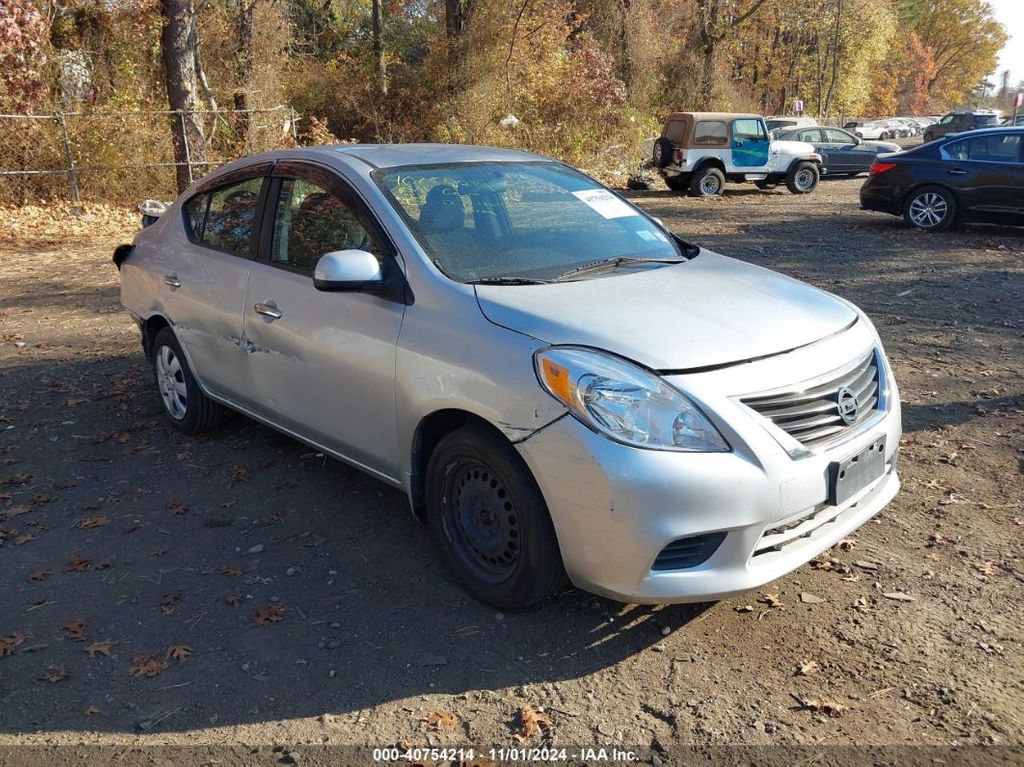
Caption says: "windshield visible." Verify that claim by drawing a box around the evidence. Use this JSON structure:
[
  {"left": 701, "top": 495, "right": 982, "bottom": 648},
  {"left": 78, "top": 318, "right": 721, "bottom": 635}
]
[
  {"left": 974, "top": 114, "right": 999, "bottom": 126},
  {"left": 373, "top": 161, "right": 683, "bottom": 283}
]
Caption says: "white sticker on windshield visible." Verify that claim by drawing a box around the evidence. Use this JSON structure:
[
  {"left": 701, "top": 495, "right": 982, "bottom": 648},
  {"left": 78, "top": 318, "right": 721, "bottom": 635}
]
[
  {"left": 572, "top": 189, "right": 636, "bottom": 219},
  {"left": 635, "top": 229, "right": 657, "bottom": 241}
]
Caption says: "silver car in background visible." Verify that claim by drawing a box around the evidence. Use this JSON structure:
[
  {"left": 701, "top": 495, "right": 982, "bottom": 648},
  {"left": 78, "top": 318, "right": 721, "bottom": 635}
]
[{"left": 114, "top": 144, "right": 901, "bottom": 609}]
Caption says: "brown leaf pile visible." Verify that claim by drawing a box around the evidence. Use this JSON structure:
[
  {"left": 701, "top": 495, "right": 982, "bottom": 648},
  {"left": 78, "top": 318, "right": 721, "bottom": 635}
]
[
  {"left": 86, "top": 639, "right": 118, "bottom": 658},
  {"left": 0, "top": 633, "right": 26, "bottom": 657},
  {"left": 166, "top": 644, "right": 192, "bottom": 661},
  {"left": 61, "top": 619, "right": 88, "bottom": 641},
  {"left": 63, "top": 555, "right": 92, "bottom": 573}
]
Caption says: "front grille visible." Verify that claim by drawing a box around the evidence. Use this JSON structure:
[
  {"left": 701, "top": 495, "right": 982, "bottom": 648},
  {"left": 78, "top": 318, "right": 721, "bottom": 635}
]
[
  {"left": 651, "top": 532, "right": 726, "bottom": 571},
  {"left": 742, "top": 350, "right": 880, "bottom": 448}
]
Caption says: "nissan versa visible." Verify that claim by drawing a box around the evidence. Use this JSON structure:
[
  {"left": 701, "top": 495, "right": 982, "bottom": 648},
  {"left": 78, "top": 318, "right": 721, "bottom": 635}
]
[{"left": 113, "top": 144, "right": 902, "bottom": 609}]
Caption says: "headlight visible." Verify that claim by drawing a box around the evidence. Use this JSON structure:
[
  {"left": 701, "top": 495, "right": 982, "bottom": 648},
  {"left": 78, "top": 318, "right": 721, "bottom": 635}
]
[{"left": 534, "top": 347, "right": 729, "bottom": 452}]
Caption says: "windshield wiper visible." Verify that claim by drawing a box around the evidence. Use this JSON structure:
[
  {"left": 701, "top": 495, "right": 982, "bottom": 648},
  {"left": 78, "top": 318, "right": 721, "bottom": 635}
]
[
  {"left": 468, "top": 276, "right": 551, "bottom": 285},
  {"left": 553, "top": 256, "right": 686, "bottom": 282}
]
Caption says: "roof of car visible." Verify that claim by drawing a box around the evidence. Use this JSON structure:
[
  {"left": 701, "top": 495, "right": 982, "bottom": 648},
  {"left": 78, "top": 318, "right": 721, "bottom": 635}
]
[
  {"left": 665, "top": 112, "right": 762, "bottom": 122},
  {"left": 941, "top": 126, "right": 1024, "bottom": 139},
  {"left": 308, "top": 143, "right": 546, "bottom": 169}
]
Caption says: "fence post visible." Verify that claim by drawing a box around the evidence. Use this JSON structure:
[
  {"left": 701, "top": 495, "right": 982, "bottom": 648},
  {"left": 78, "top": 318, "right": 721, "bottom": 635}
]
[
  {"left": 55, "top": 113, "right": 81, "bottom": 204},
  {"left": 178, "top": 110, "right": 194, "bottom": 186}
]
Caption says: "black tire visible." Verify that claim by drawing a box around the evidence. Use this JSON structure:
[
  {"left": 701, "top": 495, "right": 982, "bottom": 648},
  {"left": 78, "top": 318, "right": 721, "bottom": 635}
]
[
  {"left": 754, "top": 180, "right": 778, "bottom": 190},
  {"left": 880, "top": 131, "right": 890, "bottom": 140},
  {"left": 855, "top": 132, "right": 864, "bottom": 139},
  {"left": 903, "top": 185, "right": 956, "bottom": 232},
  {"left": 425, "top": 424, "right": 566, "bottom": 609},
  {"left": 652, "top": 137, "right": 674, "bottom": 168},
  {"left": 785, "top": 161, "right": 819, "bottom": 194},
  {"left": 923, "top": 131, "right": 933, "bottom": 142},
  {"left": 151, "top": 327, "right": 223, "bottom": 435},
  {"left": 688, "top": 166, "right": 726, "bottom": 197},
  {"left": 664, "top": 175, "right": 689, "bottom": 192}
]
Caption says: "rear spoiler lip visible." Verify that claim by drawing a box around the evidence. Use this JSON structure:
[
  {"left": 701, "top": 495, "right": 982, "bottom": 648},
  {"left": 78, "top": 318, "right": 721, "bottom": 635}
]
[{"left": 113, "top": 243, "right": 134, "bottom": 270}]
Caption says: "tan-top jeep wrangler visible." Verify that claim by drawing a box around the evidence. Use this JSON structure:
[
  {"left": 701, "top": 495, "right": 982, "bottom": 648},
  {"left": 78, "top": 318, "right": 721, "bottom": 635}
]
[{"left": 653, "top": 112, "right": 824, "bottom": 196}]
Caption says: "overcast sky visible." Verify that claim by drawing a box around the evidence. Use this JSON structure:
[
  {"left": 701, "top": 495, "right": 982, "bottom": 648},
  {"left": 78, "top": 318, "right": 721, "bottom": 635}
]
[{"left": 989, "top": 0, "right": 1024, "bottom": 85}]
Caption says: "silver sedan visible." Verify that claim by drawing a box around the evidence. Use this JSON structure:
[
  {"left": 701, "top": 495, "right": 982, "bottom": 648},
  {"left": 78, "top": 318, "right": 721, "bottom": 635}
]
[{"left": 114, "top": 144, "right": 901, "bottom": 609}]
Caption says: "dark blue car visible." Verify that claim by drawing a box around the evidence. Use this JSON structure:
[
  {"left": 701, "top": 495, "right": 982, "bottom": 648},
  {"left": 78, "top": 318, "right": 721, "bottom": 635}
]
[{"left": 860, "top": 127, "right": 1024, "bottom": 231}]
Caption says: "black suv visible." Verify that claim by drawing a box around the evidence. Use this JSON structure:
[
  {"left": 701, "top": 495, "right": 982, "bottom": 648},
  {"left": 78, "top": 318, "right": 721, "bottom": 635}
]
[{"left": 923, "top": 111, "right": 1000, "bottom": 141}]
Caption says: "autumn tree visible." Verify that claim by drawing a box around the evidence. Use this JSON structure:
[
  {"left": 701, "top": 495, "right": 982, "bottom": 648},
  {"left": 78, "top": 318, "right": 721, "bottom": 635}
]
[
  {"left": 0, "top": 0, "right": 50, "bottom": 110},
  {"left": 694, "top": 0, "right": 770, "bottom": 104},
  {"left": 160, "top": 0, "right": 208, "bottom": 192}
]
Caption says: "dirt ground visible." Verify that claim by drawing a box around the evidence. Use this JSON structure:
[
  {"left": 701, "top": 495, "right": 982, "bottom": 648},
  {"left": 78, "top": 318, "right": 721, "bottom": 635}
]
[{"left": 0, "top": 177, "right": 1021, "bottom": 761}]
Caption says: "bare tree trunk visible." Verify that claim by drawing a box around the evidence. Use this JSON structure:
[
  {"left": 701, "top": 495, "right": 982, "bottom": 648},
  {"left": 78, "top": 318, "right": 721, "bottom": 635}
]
[
  {"left": 161, "top": 0, "right": 207, "bottom": 193},
  {"left": 233, "top": 0, "right": 255, "bottom": 147},
  {"left": 694, "top": 0, "right": 770, "bottom": 106},
  {"left": 371, "top": 0, "right": 387, "bottom": 95},
  {"left": 445, "top": 0, "right": 474, "bottom": 93},
  {"left": 823, "top": 0, "right": 842, "bottom": 117}
]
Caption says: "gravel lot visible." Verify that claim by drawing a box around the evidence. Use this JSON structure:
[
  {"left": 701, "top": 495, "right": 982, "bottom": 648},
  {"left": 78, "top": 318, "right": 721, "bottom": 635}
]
[{"left": 0, "top": 177, "right": 1021, "bottom": 759}]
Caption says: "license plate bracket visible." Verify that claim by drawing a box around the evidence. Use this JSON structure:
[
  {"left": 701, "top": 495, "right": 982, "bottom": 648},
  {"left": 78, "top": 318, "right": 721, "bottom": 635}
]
[{"left": 828, "top": 436, "right": 886, "bottom": 506}]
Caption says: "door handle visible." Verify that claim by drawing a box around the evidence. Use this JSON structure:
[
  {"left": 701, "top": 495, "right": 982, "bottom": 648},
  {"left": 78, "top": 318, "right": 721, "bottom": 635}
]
[
  {"left": 254, "top": 302, "right": 282, "bottom": 320},
  {"left": 947, "top": 169, "right": 968, "bottom": 176},
  {"left": 163, "top": 273, "right": 181, "bottom": 288}
]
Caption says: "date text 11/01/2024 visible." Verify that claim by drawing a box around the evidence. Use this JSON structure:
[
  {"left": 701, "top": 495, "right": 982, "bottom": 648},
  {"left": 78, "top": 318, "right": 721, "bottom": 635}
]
[{"left": 372, "top": 746, "right": 640, "bottom": 762}]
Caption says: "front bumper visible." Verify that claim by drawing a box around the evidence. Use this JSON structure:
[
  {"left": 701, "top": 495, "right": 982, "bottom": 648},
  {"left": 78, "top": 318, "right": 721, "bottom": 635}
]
[{"left": 515, "top": 325, "right": 902, "bottom": 604}]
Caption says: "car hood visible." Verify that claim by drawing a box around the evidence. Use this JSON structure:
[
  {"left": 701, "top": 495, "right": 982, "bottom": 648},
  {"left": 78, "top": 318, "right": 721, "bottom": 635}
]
[
  {"left": 865, "top": 140, "right": 902, "bottom": 153},
  {"left": 474, "top": 251, "right": 858, "bottom": 371},
  {"left": 770, "top": 139, "right": 817, "bottom": 156}
]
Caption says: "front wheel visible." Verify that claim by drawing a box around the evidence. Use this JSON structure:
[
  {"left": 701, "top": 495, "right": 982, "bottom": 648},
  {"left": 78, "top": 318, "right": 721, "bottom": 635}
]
[
  {"left": 786, "top": 161, "right": 819, "bottom": 194},
  {"left": 425, "top": 425, "right": 566, "bottom": 609},
  {"left": 689, "top": 166, "right": 726, "bottom": 197},
  {"left": 903, "top": 185, "right": 956, "bottom": 231},
  {"left": 151, "top": 327, "right": 223, "bottom": 434}
]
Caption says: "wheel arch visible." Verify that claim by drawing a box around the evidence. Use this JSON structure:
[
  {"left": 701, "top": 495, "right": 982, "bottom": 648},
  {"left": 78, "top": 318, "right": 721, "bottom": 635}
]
[
  {"left": 141, "top": 314, "right": 172, "bottom": 360},
  {"left": 692, "top": 157, "right": 727, "bottom": 175},
  {"left": 785, "top": 156, "right": 821, "bottom": 174},
  {"left": 408, "top": 409, "right": 524, "bottom": 523}
]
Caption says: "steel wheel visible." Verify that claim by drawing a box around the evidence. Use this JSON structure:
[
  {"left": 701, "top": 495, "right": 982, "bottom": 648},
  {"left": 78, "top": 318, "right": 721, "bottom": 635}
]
[
  {"left": 699, "top": 174, "right": 722, "bottom": 195},
  {"left": 907, "top": 192, "right": 949, "bottom": 229},
  {"left": 441, "top": 459, "right": 521, "bottom": 585},
  {"left": 155, "top": 344, "right": 188, "bottom": 420},
  {"left": 794, "top": 167, "right": 816, "bottom": 191}
]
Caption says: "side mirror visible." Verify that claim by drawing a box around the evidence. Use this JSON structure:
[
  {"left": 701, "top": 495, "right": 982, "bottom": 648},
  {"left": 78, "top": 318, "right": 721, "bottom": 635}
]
[
  {"left": 853, "top": 136, "right": 862, "bottom": 145},
  {"left": 314, "top": 250, "right": 383, "bottom": 291}
]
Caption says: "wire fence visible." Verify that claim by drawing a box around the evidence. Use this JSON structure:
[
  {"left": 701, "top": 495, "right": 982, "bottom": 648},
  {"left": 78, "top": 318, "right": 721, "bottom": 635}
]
[{"left": 0, "top": 107, "right": 300, "bottom": 206}]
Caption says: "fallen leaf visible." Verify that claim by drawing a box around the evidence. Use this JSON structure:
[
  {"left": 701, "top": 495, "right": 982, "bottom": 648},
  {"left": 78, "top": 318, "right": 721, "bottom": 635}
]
[
  {"left": 759, "top": 593, "right": 783, "bottom": 608},
  {"left": 220, "top": 565, "right": 243, "bottom": 577},
  {"left": 0, "top": 633, "right": 26, "bottom": 657},
  {"left": 63, "top": 555, "right": 92, "bottom": 573},
  {"left": 0, "top": 504, "right": 32, "bottom": 520},
  {"left": 790, "top": 694, "right": 847, "bottom": 717},
  {"left": 253, "top": 605, "right": 287, "bottom": 626},
  {"left": 167, "top": 501, "right": 188, "bottom": 516},
  {"left": 84, "top": 705, "right": 102, "bottom": 715},
  {"left": 86, "top": 639, "right": 118, "bottom": 658},
  {"left": 128, "top": 652, "right": 169, "bottom": 678},
  {"left": 228, "top": 467, "right": 250, "bottom": 483},
  {"left": 423, "top": 711, "right": 459, "bottom": 731},
  {"left": 78, "top": 516, "right": 110, "bottom": 529},
  {"left": 15, "top": 532, "right": 34, "bottom": 546},
  {"left": 43, "top": 665, "right": 69, "bottom": 683},
  {"left": 159, "top": 592, "right": 181, "bottom": 615},
  {"left": 166, "top": 644, "right": 192, "bottom": 661},
  {"left": 515, "top": 705, "right": 554, "bottom": 740},
  {"left": 61, "top": 619, "right": 87, "bottom": 641},
  {"left": 797, "top": 659, "right": 820, "bottom": 676},
  {"left": 26, "top": 569, "right": 50, "bottom": 582},
  {"left": 225, "top": 594, "right": 242, "bottom": 607}
]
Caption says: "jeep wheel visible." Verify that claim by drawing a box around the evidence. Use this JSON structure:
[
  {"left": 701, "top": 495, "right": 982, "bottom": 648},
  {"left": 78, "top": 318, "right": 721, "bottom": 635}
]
[
  {"left": 785, "top": 162, "right": 819, "bottom": 194},
  {"left": 689, "top": 166, "right": 725, "bottom": 197}
]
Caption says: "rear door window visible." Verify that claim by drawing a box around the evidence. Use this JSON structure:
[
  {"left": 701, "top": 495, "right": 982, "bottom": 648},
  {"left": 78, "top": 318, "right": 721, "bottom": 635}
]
[
  {"left": 945, "top": 135, "right": 1021, "bottom": 163},
  {"left": 184, "top": 177, "right": 263, "bottom": 256}
]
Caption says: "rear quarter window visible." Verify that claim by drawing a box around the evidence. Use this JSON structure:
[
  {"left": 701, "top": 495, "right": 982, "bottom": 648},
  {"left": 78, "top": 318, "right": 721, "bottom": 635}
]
[
  {"left": 693, "top": 121, "right": 728, "bottom": 145},
  {"left": 664, "top": 119, "right": 685, "bottom": 144}
]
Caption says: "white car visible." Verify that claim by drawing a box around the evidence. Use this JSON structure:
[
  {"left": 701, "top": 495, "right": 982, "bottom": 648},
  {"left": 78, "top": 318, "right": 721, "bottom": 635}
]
[
  {"left": 114, "top": 144, "right": 901, "bottom": 609},
  {"left": 854, "top": 121, "right": 898, "bottom": 140},
  {"left": 653, "top": 112, "right": 824, "bottom": 195}
]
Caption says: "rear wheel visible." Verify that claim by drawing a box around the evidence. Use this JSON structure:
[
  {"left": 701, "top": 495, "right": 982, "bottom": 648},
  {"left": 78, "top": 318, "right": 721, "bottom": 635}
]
[
  {"left": 903, "top": 185, "right": 956, "bottom": 231},
  {"left": 688, "top": 166, "right": 725, "bottom": 197},
  {"left": 425, "top": 425, "right": 566, "bottom": 609},
  {"left": 151, "top": 327, "right": 223, "bottom": 434},
  {"left": 664, "top": 175, "right": 689, "bottom": 192},
  {"left": 785, "top": 161, "right": 819, "bottom": 194}
]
